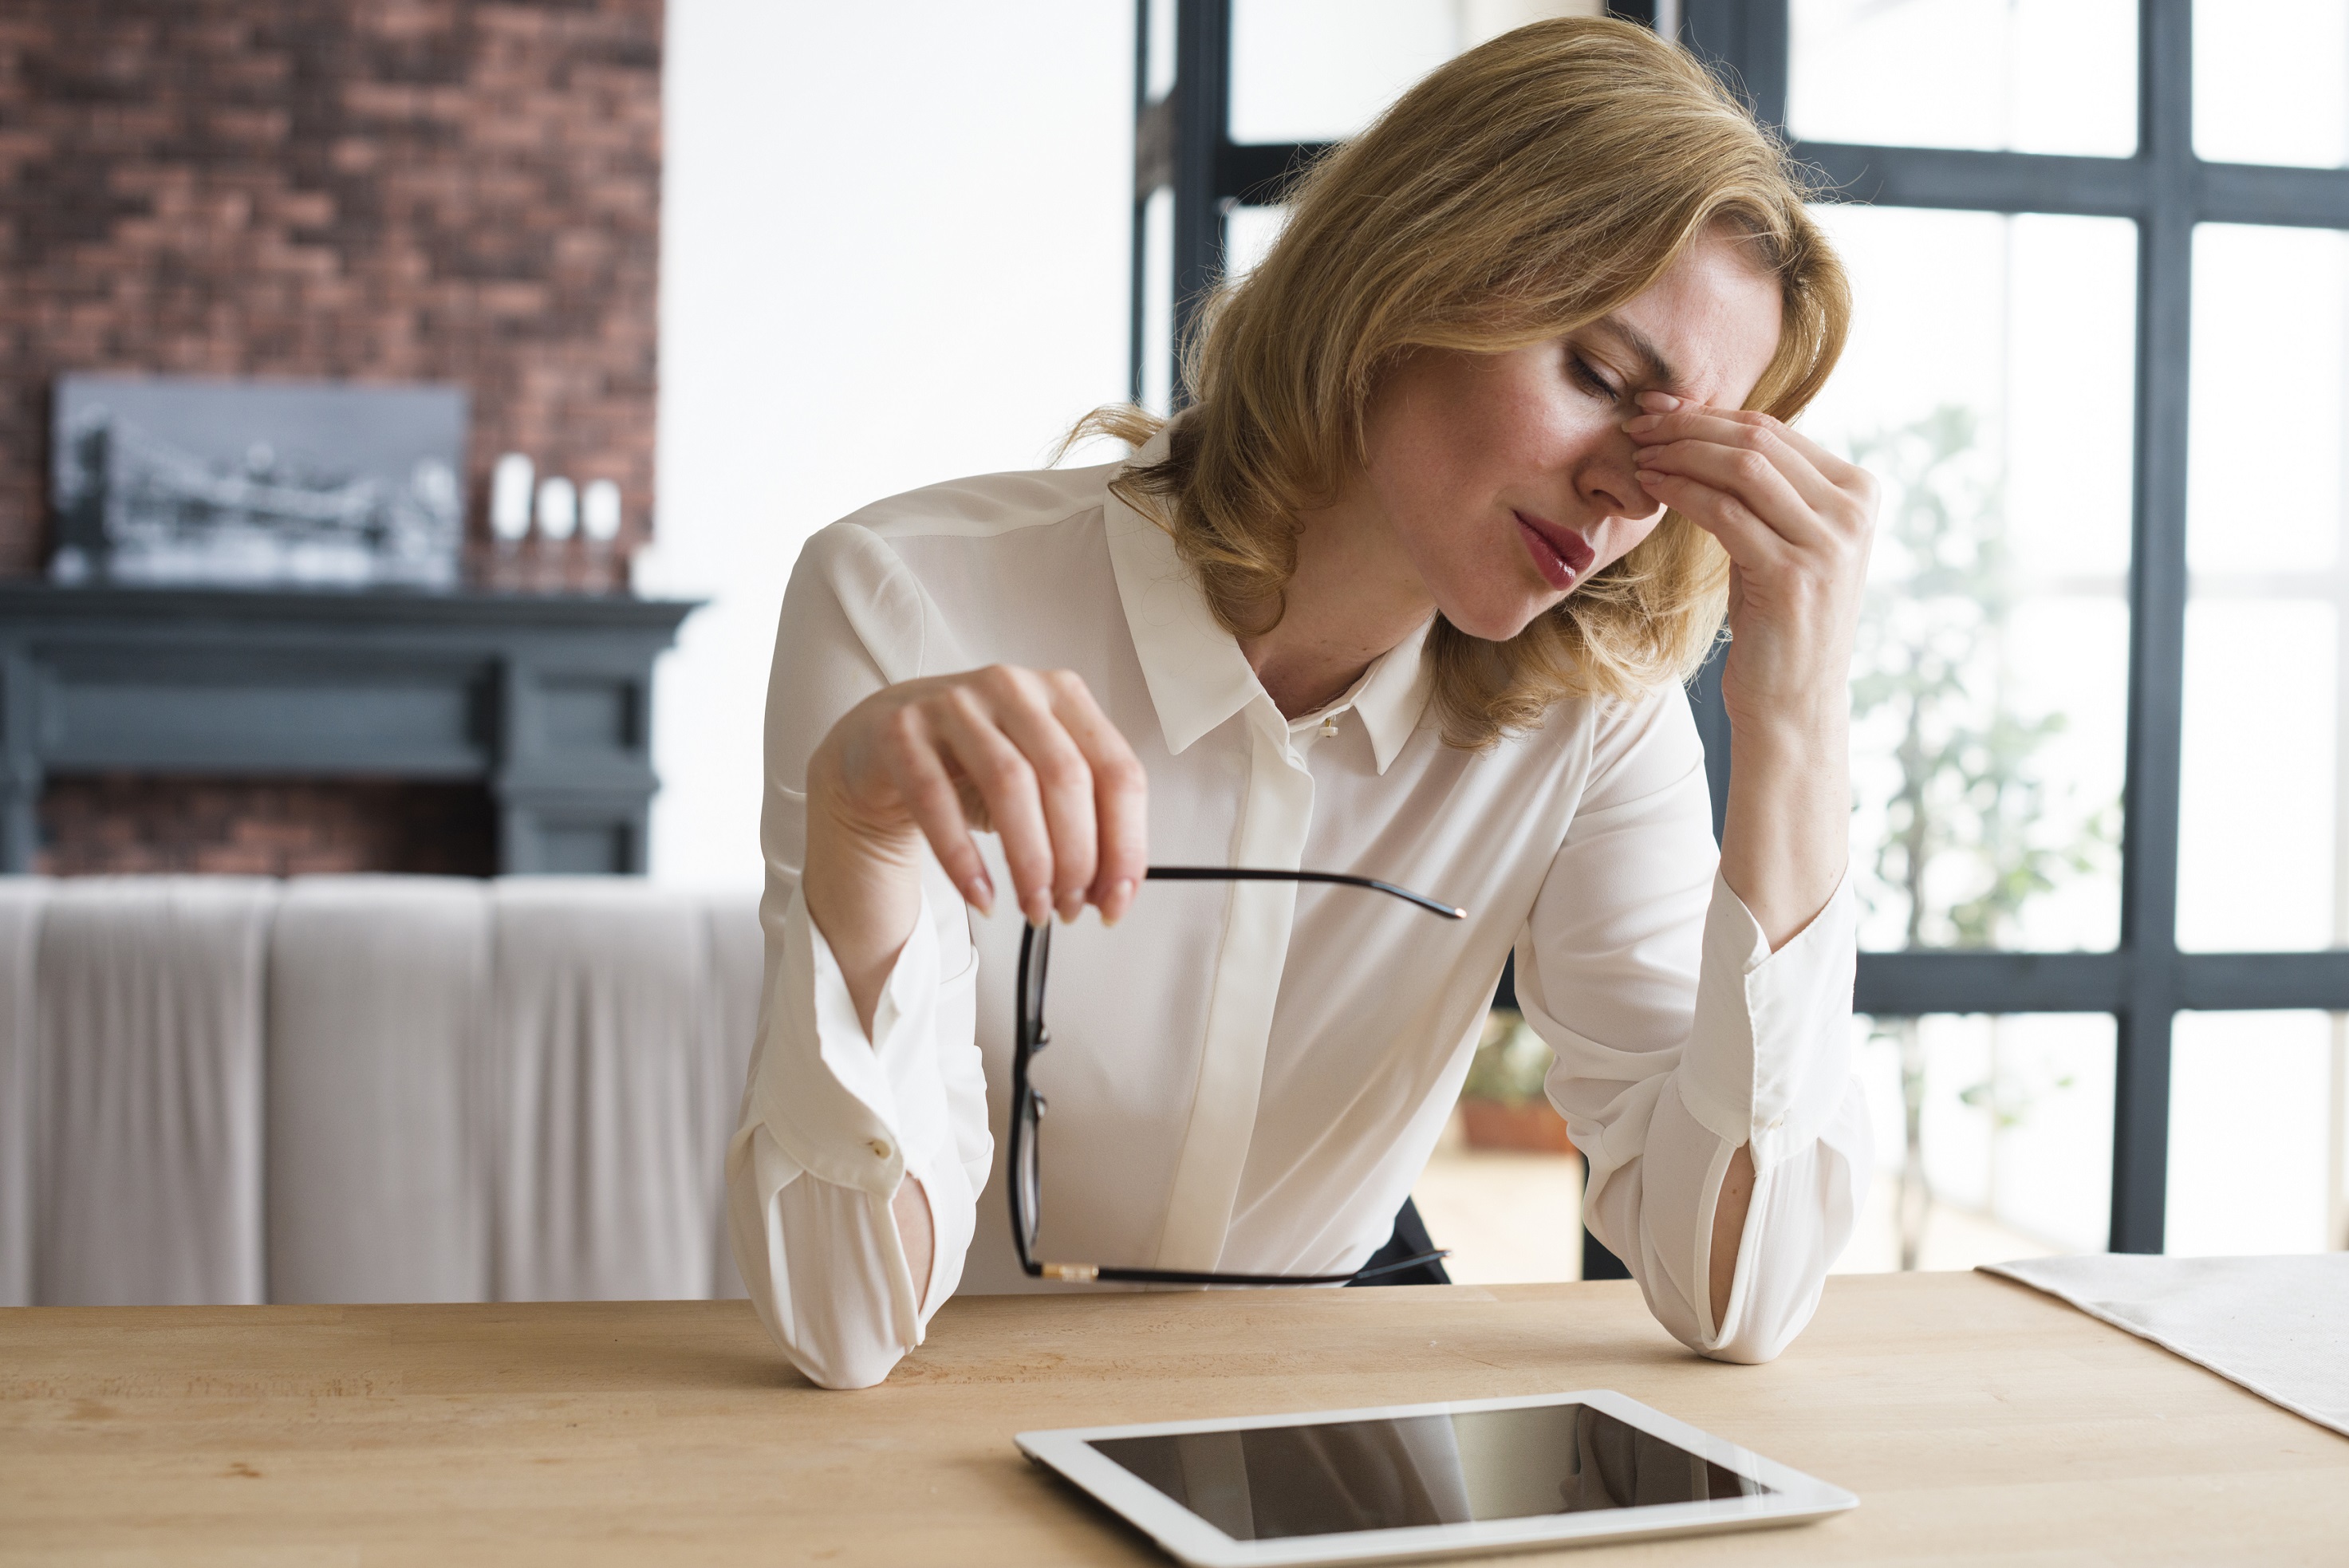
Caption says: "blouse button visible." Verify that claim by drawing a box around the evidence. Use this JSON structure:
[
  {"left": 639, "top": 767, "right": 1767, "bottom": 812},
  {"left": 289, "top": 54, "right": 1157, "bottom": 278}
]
[{"left": 867, "top": 1138, "right": 891, "bottom": 1159}]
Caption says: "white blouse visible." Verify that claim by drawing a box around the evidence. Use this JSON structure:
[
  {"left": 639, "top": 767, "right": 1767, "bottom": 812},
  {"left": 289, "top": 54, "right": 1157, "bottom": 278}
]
[{"left": 727, "top": 443, "right": 1871, "bottom": 1390}]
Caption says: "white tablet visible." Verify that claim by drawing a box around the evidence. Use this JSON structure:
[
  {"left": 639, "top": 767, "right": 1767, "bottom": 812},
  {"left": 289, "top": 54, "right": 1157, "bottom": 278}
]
[{"left": 1017, "top": 1389, "right": 1855, "bottom": 1566}]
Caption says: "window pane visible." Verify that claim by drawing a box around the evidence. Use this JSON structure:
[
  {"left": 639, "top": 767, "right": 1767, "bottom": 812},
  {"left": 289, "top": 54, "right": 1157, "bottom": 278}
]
[
  {"left": 2178, "top": 227, "right": 2347, "bottom": 952},
  {"left": 1228, "top": 0, "right": 1599, "bottom": 145},
  {"left": 1838, "top": 1013, "right": 2114, "bottom": 1271},
  {"left": 2167, "top": 1012, "right": 2343, "bottom": 1255},
  {"left": 1789, "top": 0, "right": 2137, "bottom": 157},
  {"left": 1145, "top": 0, "right": 1177, "bottom": 104},
  {"left": 1224, "top": 203, "right": 1289, "bottom": 284},
  {"left": 1803, "top": 207, "right": 2134, "bottom": 951},
  {"left": 1141, "top": 187, "right": 1176, "bottom": 416},
  {"left": 2195, "top": 0, "right": 2348, "bottom": 168}
]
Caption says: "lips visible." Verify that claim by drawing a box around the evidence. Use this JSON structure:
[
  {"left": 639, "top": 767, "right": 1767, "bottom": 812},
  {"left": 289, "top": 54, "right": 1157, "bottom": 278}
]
[{"left": 1514, "top": 510, "right": 1595, "bottom": 591}]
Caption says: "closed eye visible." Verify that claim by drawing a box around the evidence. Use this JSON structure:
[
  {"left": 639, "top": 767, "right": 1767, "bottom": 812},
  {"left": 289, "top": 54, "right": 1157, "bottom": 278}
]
[{"left": 1567, "top": 353, "right": 1625, "bottom": 404}]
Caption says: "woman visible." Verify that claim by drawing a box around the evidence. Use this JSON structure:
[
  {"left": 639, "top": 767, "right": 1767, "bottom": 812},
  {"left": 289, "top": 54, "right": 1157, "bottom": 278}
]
[{"left": 729, "top": 17, "right": 1876, "bottom": 1390}]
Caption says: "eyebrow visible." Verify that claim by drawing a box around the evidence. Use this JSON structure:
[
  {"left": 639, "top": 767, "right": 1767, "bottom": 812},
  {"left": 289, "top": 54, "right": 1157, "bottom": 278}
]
[{"left": 1589, "top": 318, "right": 1681, "bottom": 394}]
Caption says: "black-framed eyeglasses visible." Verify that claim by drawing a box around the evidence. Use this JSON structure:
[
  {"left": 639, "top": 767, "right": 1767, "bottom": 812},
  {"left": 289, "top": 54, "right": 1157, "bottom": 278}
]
[{"left": 1010, "top": 865, "right": 1468, "bottom": 1287}]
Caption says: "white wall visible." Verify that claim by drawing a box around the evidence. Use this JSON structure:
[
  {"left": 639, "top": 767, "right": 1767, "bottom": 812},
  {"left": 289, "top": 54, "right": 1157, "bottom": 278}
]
[{"left": 647, "top": 2, "right": 1133, "bottom": 888}]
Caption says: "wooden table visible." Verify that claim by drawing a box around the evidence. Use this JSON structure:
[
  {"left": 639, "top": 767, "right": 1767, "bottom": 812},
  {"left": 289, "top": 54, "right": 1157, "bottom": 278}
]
[{"left": 5, "top": 1272, "right": 2344, "bottom": 1564}]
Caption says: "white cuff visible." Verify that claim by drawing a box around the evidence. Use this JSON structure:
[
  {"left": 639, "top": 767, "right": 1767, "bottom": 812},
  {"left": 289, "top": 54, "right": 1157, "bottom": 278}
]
[
  {"left": 728, "top": 880, "right": 981, "bottom": 1382},
  {"left": 1677, "top": 869, "right": 1858, "bottom": 1173},
  {"left": 749, "top": 882, "right": 956, "bottom": 1197}
]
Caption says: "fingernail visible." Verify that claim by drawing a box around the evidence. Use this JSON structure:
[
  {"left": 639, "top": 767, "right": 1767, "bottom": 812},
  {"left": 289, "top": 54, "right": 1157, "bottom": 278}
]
[
  {"left": 1622, "top": 413, "right": 1661, "bottom": 433},
  {"left": 1637, "top": 470, "right": 1666, "bottom": 487},
  {"left": 1024, "top": 892, "right": 1050, "bottom": 927},
  {"left": 968, "top": 881, "right": 994, "bottom": 917},
  {"left": 1102, "top": 877, "right": 1136, "bottom": 927},
  {"left": 1634, "top": 446, "right": 1665, "bottom": 464},
  {"left": 1638, "top": 390, "right": 1681, "bottom": 411}
]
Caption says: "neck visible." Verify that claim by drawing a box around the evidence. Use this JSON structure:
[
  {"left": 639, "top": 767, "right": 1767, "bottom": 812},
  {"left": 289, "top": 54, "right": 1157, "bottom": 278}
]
[{"left": 1238, "top": 489, "right": 1434, "bottom": 720}]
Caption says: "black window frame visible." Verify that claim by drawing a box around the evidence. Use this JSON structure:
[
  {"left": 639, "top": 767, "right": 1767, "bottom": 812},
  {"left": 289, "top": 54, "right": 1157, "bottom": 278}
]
[{"left": 1133, "top": 0, "right": 2349, "bottom": 1262}]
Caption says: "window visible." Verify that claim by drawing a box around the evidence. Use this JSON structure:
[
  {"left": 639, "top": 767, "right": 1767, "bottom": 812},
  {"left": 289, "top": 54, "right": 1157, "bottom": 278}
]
[
  {"left": 1807, "top": 206, "right": 2134, "bottom": 958},
  {"left": 1134, "top": 0, "right": 2349, "bottom": 1263},
  {"left": 1842, "top": 1013, "right": 2113, "bottom": 1272}
]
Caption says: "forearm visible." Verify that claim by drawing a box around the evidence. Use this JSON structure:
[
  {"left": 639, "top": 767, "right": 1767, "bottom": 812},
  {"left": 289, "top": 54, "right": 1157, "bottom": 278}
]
[
  {"left": 1707, "top": 1141, "right": 1755, "bottom": 1331},
  {"left": 1716, "top": 711, "right": 1850, "bottom": 952},
  {"left": 1707, "top": 708, "right": 1849, "bottom": 1315},
  {"left": 893, "top": 1176, "right": 934, "bottom": 1310},
  {"left": 802, "top": 715, "right": 933, "bottom": 1038},
  {"left": 802, "top": 810, "right": 944, "bottom": 1320},
  {"left": 802, "top": 806, "right": 925, "bottom": 1040}
]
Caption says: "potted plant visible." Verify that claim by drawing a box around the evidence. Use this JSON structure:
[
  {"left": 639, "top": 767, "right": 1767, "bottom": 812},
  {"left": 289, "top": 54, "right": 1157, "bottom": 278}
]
[{"left": 1456, "top": 1010, "right": 1577, "bottom": 1155}]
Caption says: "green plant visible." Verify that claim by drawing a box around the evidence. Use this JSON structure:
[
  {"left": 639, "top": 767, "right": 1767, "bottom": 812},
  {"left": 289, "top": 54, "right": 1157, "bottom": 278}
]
[
  {"left": 1461, "top": 1009, "right": 1555, "bottom": 1105},
  {"left": 1849, "top": 405, "right": 2113, "bottom": 951},
  {"left": 1845, "top": 404, "right": 2114, "bottom": 1268}
]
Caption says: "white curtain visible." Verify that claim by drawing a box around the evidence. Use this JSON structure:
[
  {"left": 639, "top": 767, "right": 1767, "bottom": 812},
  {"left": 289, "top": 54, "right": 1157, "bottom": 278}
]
[
  {"left": 33, "top": 877, "right": 275, "bottom": 1306},
  {"left": 266, "top": 876, "right": 494, "bottom": 1305},
  {"left": 703, "top": 890, "right": 763, "bottom": 1299},
  {"left": 0, "top": 874, "right": 766, "bottom": 1308},
  {"left": 491, "top": 879, "right": 723, "bottom": 1302},
  {"left": 0, "top": 878, "right": 45, "bottom": 1306}
]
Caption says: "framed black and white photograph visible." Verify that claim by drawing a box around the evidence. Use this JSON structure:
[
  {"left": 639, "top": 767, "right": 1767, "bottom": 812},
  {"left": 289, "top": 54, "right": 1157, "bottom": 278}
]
[{"left": 49, "top": 374, "right": 469, "bottom": 589}]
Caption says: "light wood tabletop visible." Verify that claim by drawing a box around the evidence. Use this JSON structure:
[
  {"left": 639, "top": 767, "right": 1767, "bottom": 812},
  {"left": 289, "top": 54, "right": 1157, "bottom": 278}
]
[{"left": 4, "top": 1271, "right": 2344, "bottom": 1565}]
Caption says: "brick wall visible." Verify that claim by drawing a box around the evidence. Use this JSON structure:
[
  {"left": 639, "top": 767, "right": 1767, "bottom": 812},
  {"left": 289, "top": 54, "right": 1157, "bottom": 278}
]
[
  {"left": 0, "top": 0, "right": 664, "bottom": 588},
  {"left": 38, "top": 774, "right": 497, "bottom": 877}
]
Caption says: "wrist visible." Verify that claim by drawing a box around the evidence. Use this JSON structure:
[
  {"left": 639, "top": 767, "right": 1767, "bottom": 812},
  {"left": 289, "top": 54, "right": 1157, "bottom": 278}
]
[
  {"left": 804, "top": 733, "right": 925, "bottom": 876},
  {"left": 803, "top": 805, "right": 924, "bottom": 940},
  {"left": 1727, "top": 708, "right": 1848, "bottom": 769},
  {"left": 802, "top": 746, "right": 928, "bottom": 1037}
]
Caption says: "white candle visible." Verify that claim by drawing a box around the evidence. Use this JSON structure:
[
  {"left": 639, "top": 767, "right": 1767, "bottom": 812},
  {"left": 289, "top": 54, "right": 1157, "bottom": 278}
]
[
  {"left": 581, "top": 479, "right": 622, "bottom": 543},
  {"left": 536, "top": 476, "right": 578, "bottom": 542},
  {"left": 490, "top": 453, "right": 534, "bottom": 542}
]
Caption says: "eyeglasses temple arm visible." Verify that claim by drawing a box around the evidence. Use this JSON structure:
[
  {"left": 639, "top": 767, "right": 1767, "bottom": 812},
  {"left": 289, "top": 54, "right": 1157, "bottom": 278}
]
[
  {"left": 1041, "top": 1247, "right": 1452, "bottom": 1287},
  {"left": 1145, "top": 865, "right": 1465, "bottom": 920}
]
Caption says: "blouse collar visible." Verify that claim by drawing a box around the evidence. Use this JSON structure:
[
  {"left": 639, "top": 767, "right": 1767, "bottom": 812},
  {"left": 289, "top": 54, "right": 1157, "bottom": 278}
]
[{"left": 1102, "top": 429, "right": 1431, "bottom": 775}]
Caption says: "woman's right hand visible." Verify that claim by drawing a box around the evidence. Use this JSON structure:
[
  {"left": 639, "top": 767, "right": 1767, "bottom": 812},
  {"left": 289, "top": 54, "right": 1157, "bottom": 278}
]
[{"left": 802, "top": 665, "right": 1149, "bottom": 1033}]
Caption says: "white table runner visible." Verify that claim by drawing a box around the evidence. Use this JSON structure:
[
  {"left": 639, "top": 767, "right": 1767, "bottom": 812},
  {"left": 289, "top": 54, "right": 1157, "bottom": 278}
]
[{"left": 1982, "top": 1253, "right": 2349, "bottom": 1439}]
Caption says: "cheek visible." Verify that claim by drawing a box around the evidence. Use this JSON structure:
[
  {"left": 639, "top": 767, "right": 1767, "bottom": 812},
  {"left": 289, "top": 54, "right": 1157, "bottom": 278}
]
[
  {"left": 1474, "top": 376, "right": 1600, "bottom": 471},
  {"left": 1385, "top": 359, "right": 1571, "bottom": 483},
  {"left": 1594, "top": 510, "right": 1672, "bottom": 573},
  {"left": 1366, "top": 397, "right": 1504, "bottom": 542}
]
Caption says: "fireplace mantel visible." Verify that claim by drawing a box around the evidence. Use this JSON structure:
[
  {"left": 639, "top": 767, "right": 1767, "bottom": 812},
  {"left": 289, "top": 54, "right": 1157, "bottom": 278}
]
[{"left": 0, "top": 582, "right": 698, "bottom": 874}]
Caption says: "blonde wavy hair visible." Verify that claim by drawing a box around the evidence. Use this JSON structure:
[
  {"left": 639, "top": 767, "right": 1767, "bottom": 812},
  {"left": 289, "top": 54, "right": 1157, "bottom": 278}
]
[{"left": 1080, "top": 16, "right": 1848, "bottom": 749}]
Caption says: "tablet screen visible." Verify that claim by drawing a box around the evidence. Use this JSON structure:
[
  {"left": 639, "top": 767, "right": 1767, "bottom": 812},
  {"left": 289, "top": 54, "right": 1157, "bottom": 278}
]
[{"left": 1087, "top": 1401, "right": 1768, "bottom": 1542}]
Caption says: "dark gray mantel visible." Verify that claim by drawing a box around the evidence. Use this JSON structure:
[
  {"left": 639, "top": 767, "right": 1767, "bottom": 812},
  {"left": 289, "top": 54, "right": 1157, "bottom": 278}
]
[{"left": 0, "top": 581, "right": 698, "bottom": 874}]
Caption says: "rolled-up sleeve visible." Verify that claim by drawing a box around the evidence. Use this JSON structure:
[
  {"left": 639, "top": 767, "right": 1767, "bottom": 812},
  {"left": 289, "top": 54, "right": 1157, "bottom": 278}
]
[
  {"left": 724, "top": 523, "right": 995, "bottom": 1389},
  {"left": 1519, "top": 691, "right": 1870, "bottom": 1365}
]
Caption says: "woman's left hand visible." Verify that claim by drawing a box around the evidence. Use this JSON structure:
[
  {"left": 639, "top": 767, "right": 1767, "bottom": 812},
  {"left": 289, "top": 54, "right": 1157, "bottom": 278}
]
[
  {"left": 1623, "top": 390, "right": 1878, "bottom": 743},
  {"left": 1618, "top": 388, "right": 1876, "bottom": 959}
]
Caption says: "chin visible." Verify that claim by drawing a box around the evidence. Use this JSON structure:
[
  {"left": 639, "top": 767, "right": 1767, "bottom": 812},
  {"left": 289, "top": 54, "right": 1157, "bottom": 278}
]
[{"left": 1439, "top": 596, "right": 1551, "bottom": 644}]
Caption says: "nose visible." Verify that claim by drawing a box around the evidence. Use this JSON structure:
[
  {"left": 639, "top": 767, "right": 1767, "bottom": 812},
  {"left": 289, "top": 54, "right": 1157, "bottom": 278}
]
[{"left": 1576, "top": 424, "right": 1658, "bottom": 522}]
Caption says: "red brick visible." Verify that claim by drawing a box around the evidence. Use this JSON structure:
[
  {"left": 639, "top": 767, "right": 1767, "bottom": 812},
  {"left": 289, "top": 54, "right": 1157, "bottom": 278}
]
[
  {"left": 0, "top": 0, "right": 664, "bottom": 587},
  {"left": 39, "top": 774, "right": 499, "bottom": 877}
]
